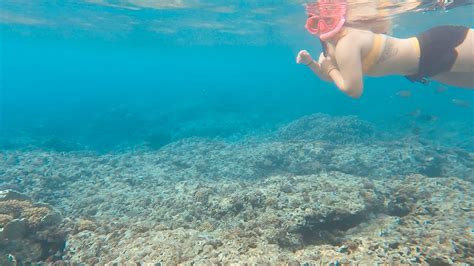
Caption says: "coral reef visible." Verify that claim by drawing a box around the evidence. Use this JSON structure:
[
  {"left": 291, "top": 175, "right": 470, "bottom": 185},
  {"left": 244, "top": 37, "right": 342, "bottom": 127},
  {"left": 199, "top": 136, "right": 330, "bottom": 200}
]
[
  {"left": 0, "top": 190, "right": 65, "bottom": 264},
  {"left": 277, "top": 113, "right": 374, "bottom": 144},
  {"left": 0, "top": 113, "right": 472, "bottom": 264},
  {"left": 57, "top": 173, "right": 473, "bottom": 264}
]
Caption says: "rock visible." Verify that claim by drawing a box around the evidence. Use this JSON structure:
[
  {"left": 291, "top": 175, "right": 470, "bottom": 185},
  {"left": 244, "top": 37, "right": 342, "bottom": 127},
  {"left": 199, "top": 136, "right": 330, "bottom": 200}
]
[
  {"left": 0, "top": 190, "right": 31, "bottom": 202},
  {"left": 3, "top": 218, "right": 27, "bottom": 239},
  {"left": 41, "top": 211, "right": 63, "bottom": 226}
]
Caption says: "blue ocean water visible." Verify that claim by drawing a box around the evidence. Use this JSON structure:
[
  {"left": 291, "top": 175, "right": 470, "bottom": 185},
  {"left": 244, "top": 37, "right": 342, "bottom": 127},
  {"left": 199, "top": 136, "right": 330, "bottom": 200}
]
[
  {"left": 1, "top": 1, "right": 473, "bottom": 151},
  {"left": 1, "top": 1, "right": 474, "bottom": 264}
]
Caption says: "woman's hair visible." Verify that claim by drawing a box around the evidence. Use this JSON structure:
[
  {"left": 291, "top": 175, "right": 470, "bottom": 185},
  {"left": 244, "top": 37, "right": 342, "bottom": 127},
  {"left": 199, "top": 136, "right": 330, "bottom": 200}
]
[
  {"left": 344, "top": 0, "right": 422, "bottom": 33},
  {"left": 345, "top": 18, "right": 393, "bottom": 34}
]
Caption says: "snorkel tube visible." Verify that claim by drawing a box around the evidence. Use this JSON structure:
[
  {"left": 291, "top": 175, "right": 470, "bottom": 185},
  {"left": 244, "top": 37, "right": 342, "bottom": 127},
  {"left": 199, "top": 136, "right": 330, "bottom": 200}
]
[{"left": 320, "top": 39, "right": 328, "bottom": 56}]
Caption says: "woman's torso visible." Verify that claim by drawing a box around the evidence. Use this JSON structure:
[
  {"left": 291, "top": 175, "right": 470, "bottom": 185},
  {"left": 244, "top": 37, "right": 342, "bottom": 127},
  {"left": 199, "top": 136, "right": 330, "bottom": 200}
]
[{"left": 329, "top": 28, "right": 420, "bottom": 77}]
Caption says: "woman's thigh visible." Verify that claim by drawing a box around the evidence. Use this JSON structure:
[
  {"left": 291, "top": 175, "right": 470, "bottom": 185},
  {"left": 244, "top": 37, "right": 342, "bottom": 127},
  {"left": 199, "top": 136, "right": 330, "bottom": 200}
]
[{"left": 452, "top": 29, "right": 474, "bottom": 73}]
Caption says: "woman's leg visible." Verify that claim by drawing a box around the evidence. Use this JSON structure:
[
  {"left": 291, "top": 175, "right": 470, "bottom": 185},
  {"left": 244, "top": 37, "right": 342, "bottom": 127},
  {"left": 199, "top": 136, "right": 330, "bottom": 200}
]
[
  {"left": 451, "top": 29, "right": 474, "bottom": 73},
  {"left": 432, "top": 29, "right": 474, "bottom": 88}
]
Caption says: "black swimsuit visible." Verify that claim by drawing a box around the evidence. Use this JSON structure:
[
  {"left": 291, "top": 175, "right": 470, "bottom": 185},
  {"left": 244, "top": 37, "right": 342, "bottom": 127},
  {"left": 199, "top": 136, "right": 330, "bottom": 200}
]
[{"left": 405, "top": 25, "right": 470, "bottom": 83}]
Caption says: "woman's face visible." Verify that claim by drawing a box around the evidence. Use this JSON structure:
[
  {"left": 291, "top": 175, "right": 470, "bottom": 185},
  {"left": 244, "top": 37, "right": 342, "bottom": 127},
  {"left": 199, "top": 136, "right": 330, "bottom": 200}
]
[
  {"left": 307, "top": 15, "right": 338, "bottom": 32},
  {"left": 306, "top": 13, "right": 344, "bottom": 38},
  {"left": 304, "top": 1, "right": 347, "bottom": 40}
]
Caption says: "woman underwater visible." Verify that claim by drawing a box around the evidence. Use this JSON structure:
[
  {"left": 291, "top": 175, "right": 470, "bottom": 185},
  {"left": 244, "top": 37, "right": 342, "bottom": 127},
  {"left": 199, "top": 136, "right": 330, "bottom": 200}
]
[{"left": 296, "top": 0, "right": 474, "bottom": 98}]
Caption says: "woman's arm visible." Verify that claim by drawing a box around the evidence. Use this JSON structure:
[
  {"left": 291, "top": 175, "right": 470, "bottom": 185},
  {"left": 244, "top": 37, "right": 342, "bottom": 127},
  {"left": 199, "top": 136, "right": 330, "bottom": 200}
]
[
  {"left": 297, "top": 47, "right": 364, "bottom": 98},
  {"left": 296, "top": 50, "right": 332, "bottom": 81},
  {"left": 323, "top": 61, "right": 363, "bottom": 98},
  {"left": 320, "top": 40, "right": 364, "bottom": 98}
]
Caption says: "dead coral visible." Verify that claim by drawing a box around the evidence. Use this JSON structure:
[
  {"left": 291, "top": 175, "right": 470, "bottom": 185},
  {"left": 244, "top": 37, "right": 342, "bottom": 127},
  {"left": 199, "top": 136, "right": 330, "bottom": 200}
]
[
  {"left": 0, "top": 200, "right": 51, "bottom": 228},
  {"left": 0, "top": 200, "right": 31, "bottom": 218},
  {"left": 0, "top": 214, "right": 13, "bottom": 227},
  {"left": 75, "top": 219, "right": 98, "bottom": 233}
]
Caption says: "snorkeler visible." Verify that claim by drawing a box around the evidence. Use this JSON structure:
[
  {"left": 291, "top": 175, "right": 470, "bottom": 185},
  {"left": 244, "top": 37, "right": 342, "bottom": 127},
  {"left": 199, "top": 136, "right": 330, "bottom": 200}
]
[{"left": 296, "top": 0, "right": 474, "bottom": 98}]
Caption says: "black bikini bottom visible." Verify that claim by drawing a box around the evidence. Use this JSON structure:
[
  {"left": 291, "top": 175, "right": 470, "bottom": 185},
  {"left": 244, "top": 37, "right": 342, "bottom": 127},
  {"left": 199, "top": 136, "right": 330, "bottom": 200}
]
[{"left": 405, "top": 25, "right": 469, "bottom": 83}]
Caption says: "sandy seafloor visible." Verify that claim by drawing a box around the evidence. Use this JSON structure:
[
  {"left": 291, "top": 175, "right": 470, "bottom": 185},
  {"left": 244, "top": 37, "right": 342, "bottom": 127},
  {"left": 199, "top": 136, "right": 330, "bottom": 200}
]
[{"left": 0, "top": 113, "right": 473, "bottom": 264}]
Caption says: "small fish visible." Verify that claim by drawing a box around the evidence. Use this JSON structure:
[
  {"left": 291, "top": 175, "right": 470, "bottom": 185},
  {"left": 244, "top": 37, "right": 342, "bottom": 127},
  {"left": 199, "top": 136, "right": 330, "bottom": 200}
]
[
  {"left": 419, "top": 114, "right": 438, "bottom": 122},
  {"left": 435, "top": 86, "right": 448, "bottom": 93},
  {"left": 408, "top": 109, "right": 422, "bottom": 118},
  {"left": 451, "top": 99, "right": 472, "bottom": 108},
  {"left": 411, "top": 126, "right": 421, "bottom": 135},
  {"left": 396, "top": 90, "right": 412, "bottom": 97}
]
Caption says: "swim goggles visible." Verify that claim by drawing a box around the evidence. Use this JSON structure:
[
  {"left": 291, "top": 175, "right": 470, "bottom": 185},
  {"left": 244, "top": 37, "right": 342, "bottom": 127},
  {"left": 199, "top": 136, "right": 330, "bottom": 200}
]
[{"left": 305, "top": 0, "right": 347, "bottom": 41}]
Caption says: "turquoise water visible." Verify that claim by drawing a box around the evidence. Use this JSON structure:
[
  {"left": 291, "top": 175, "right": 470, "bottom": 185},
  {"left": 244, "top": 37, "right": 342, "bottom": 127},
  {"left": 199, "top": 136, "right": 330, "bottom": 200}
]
[
  {"left": 1, "top": 1, "right": 473, "bottom": 151},
  {"left": 0, "top": 1, "right": 474, "bottom": 264}
]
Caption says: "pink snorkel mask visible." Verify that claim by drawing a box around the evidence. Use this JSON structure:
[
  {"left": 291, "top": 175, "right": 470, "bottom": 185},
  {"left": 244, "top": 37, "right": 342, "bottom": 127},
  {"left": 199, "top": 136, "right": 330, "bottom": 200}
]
[{"left": 305, "top": 0, "right": 347, "bottom": 41}]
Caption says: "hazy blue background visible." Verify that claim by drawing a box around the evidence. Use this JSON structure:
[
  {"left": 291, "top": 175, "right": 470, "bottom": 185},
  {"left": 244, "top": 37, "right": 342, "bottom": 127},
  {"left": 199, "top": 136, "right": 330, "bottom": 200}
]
[{"left": 1, "top": 0, "right": 473, "bottom": 151}]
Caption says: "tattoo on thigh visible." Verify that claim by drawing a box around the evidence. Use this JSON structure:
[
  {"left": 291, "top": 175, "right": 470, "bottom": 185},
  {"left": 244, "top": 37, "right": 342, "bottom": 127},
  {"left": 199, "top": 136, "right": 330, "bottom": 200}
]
[{"left": 378, "top": 38, "right": 398, "bottom": 64}]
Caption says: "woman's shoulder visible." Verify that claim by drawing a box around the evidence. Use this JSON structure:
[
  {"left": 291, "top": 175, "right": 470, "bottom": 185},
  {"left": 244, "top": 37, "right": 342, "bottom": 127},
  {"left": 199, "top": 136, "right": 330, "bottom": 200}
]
[
  {"left": 337, "top": 27, "right": 374, "bottom": 47},
  {"left": 344, "top": 27, "right": 376, "bottom": 38}
]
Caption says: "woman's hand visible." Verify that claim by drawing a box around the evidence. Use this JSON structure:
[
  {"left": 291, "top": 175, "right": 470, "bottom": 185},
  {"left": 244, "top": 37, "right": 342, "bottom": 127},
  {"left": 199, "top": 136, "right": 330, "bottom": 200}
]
[
  {"left": 297, "top": 50, "right": 334, "bottom": 82},
  {"left": 318, "top": 52, "right": 337, "bottom": 76},
  {"left": 314, "top": 52, "right": 334, "bottom": 81},
  {"left": 296, "top": 50, "right": 314, "bottom": 65}
]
